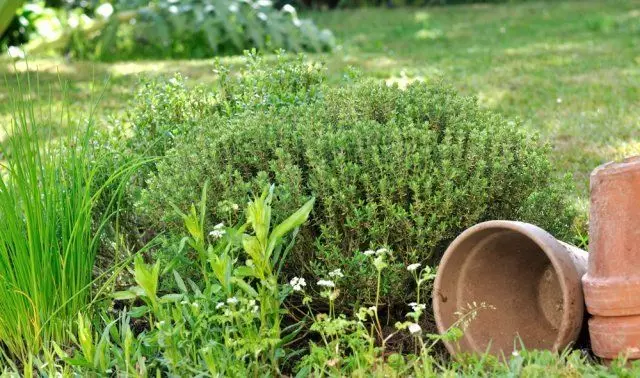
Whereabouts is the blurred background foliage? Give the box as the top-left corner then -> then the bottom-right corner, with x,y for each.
0,0 -> 335,60
0,0 -> 544,61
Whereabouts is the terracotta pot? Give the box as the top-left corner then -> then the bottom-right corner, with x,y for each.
433,220 -> 588,357
583,156 -> 640,360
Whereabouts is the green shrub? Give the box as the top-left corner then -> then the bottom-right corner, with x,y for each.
128,52 -> 325,160
137,65 -> 576,309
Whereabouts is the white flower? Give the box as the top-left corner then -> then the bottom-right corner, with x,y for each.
328,269 -> 344,278
282,4 -> 296,13
231,203 -> 239,211
209,230 -> 225,238
375,248 -> 388,256
227,297 -> 239,304
209,223 -> 226,239
408,323 -> 422,335
409,303 -> 426,311
363,250 -> 375,256
68,14 -> 80,28
317,279 -> 335,288
556,98 -> 563,104
247,299 -> 259,313
95,3 -> 114,18
216,302 -> 225,309
7,46 -> 25,59
407,263 -> 421,272
289,277 -> 307,291
512,350 -> 520,357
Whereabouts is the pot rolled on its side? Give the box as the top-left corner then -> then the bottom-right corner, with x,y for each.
433,220 -> 587,357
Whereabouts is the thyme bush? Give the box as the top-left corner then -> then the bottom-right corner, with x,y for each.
134,58 -> 576,309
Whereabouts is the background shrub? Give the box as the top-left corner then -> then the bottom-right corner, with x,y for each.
128,52 -> 325,160
289,0 -> 534,10
133,60 -> 576,311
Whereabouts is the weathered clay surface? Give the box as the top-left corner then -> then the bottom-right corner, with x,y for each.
589,316 -> 640,359
433,221 -> 587,357
583,156 -> 640,359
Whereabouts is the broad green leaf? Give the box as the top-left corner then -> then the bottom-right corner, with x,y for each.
269,197 -> 314,243
173,270 -> 188,293
112,290 -> 137,300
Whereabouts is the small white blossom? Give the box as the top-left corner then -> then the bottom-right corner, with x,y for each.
328,269 -> 344,278
209,223 -> 226,239
231,203 -> 239,211
317,279 -> 336,288
375,248 -> 388,256
363,250 -> 375,256
290,277 -> 307,292
95,3 -> 114,18
512,350 -> 520,357
282,4 -> 296,13
409,302 -> 426,311
407,263 -> 421,272
556,98 -> 563,104
408,323 -> 422,335
216,302 -> 225,309
227,297 -> 239,304
209,230 -> 224,238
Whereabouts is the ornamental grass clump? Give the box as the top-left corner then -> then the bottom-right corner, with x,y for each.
0,76 -> 138,362
137,61 -> 576,310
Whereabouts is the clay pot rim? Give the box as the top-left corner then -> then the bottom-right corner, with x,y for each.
591,155 -> 640,178
433,220 -> 584,355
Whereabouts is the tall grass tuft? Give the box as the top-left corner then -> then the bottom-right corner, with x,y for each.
0,73 -> 135,362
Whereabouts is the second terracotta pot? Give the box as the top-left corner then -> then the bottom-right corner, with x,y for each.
583,156 -> 640,360
433,220 -> 588,357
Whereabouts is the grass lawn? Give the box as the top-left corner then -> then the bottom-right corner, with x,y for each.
2,0 -> 639,205
0,1 -> 639,373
